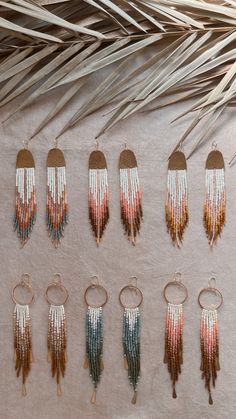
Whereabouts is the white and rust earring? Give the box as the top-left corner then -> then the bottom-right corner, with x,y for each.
198,278 -> 223,405
12,273 -> 35,396
163,272 -> 188,399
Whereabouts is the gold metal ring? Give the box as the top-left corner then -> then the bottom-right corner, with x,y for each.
119,285 -> 143,309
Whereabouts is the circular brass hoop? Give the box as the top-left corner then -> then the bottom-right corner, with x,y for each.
163,281 -> 188,305
198,287 -> 223,310
119,285 -> 143,309
45,283 -> 69,306
84,284 -> 108,308
12,278 -> 34,306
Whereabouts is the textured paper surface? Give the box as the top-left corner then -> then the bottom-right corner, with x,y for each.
0,70 -> 236,419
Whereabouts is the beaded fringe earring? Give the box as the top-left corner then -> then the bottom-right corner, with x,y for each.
119,147 -> 143,245
46,145 -> 68,247
12,274 -> 34,396
119,283 -> 143,404
198,278 -> 222,405
163,273 -> 188,399
88,144 -> 109,246
204,144 -> 225,246
45,274 -> 68,396
84,281 -> 108,404
14,144 -> 37,246
166,150 -> 188,247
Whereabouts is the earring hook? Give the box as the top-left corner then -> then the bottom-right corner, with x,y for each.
23,140 -> 29,149
54,138 -> 58,148
212,141 -> 217,150
21,273 -> 31,287
53,273 -> 62,285
208,277 -> 216,289
174,272 -> 182,282
90,275 -> 99,287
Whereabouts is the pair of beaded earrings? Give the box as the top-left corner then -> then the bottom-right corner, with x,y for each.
166,143 -> 226,247
15,143 -> 143,247
89,145 -> 143,246
12,275 -> 143,405
163,273 -> 222,405
84,279 -> 143,405
12,273 -> 68,397
15,143 -> 68,247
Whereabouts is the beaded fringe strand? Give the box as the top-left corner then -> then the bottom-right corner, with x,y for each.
164,303 -> 183,398
84,307 -> 103,404
166,170 -> 188,247
13,303 -> 33,396
47,305 -> 67,396
120,168 -> 143,245
123,308 -> 140,404
204,168 -> 225,246
200,309 -> 220,405
89,168 -> 109,245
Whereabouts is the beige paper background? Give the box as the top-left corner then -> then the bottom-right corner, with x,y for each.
0,68 -> 236,419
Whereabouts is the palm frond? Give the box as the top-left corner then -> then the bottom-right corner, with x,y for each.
1,0 -> 236,160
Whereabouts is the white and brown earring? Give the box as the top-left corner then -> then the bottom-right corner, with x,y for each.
45,274 -> 68,396
165,150 -> 188,247
46,142 -> 68,247
12,274 -> 35,396
204,143 -> 225,246
88,142 -> 109,246
119,146 -> 143,245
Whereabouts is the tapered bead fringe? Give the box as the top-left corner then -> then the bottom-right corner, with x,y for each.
46,166 -> 68,247
13,304 -> 33,395
204,168 -> 225,246
14,168 -> 37,246
200,309 -> 220,405
85,307 -> 103,403
89,168 -> 109,245
164,303 -> 183,398
165,170 -> 188,247
123,308 -> 140,403
120,168 -> 143,245
47,305 -> 67,395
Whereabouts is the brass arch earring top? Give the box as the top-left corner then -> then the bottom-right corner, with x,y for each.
84,281 -> 108,404
46,274 -> 68,397
119,283 -> 142,404
12,273 -> 34,396
198,278 -> 222,405
163,273 -> 187,399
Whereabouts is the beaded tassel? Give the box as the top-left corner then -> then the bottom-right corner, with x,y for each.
166,151 -> 188,247
13,303 -> 33,396
46,148 -> 68,247
123,308 -> 140,404
88,150 -> 109,245
200,309 -> 220,405
204,168 -> 225,246
164,303 -> 183,398
14,149 -> 37,246
47,305 -> 67,396
119,149 -> 143,245
84,307 -> 103,404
